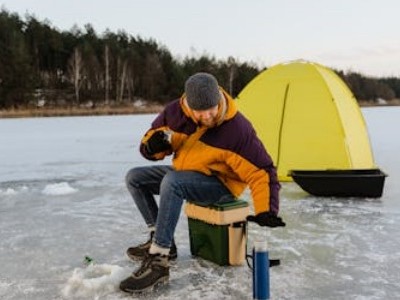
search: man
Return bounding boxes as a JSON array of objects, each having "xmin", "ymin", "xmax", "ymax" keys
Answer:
[{"xmin": 120, "ymin": 72, "xmax": 284, "ymax": 293}]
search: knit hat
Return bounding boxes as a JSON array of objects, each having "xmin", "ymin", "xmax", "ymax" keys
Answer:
[{"xmin": 185, "ymin": 73, "xmax": 221, "ymax": 110}]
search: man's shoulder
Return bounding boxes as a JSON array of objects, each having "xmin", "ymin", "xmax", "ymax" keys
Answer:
[
  {"xmin": 154, "ymin": 99, "xmax": 196, "ymax": 134},
  {"xmin": 163, "ymin": 98, "xmax": 181, "ymax": 113},
  {"xmin": 152, "ymin": 99, "xmax": 181, "ymax": 127}
]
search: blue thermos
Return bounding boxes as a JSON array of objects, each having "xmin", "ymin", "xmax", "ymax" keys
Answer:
[{"xmin": 252, "ymin": 241, "xmax": 270, "ymax": 300}]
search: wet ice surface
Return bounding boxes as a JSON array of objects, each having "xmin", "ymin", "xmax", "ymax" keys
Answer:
[{"xmin": 1, "ymin": 108, "xmax": 400, "ymax": 299}]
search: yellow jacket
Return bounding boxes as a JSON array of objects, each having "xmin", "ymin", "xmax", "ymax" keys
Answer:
[{"xmin": 140, "ymin": 90, "xmax": 280, "ymax": 215}]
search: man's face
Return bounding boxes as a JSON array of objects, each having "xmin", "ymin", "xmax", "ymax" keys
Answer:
[{"xmin": 192, "ymin": 105, "xmax": 219, "ymax": 127}]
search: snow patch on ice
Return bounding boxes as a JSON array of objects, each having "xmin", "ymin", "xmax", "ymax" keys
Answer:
[
  {"xmin": 42, "ymin": 182, "xmax": 78, "ymax": 195},
  {"xmin": 0, "ymin": 188, "xmax": 17, "ymax": 195},
  {"xmin": 62, "ymin": 263, "xmax": 128, "ymax": 298},
  {"xmin": 0, "ymin": 280, "xmax": 13, "ymax": 297}
]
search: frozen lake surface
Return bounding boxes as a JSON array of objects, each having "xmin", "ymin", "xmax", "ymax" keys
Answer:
[{"xmin": 1, "ymin": 107, "xmax": 400, "ymax": 299}]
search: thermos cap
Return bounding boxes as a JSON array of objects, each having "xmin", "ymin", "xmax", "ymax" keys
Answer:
[{"xmin": 254, "ymin": 240, "xmax": 268, "ymax": 252}]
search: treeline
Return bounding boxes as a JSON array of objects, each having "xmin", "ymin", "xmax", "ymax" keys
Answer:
[
  {"xmin": 0, "ymin": 9, "xmax": 259, "ymax": 109},
  {"xmin": 336, "ymin": 71, "xmax": 400, "ymax": 104},
  {"xmin": 1, "ymin": 8, "xmax": 400, "ymax": 109}
]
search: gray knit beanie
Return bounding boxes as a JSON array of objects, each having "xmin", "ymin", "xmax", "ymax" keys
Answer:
[{"xmin": 185, "ymin": 73, "xmax": 221, "ymax": 110}]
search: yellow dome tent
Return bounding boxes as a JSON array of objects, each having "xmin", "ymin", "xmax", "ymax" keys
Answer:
[{"xmin": 236, "ymin": 60, "xmax": 379, "ymax": 184}]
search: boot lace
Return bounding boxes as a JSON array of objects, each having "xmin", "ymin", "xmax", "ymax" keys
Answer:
[{"xmin": 134, "ymin": 254, "xmax": 157, "ymax": 277}]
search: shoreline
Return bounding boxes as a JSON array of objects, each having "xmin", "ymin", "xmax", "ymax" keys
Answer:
[
  {"xmin": 1, "ymin": 100, "xmax": 399, "ymax": 119},
  {"xmin": 0, "ymin": 105, "xmax": 164, "ymax": 119}
]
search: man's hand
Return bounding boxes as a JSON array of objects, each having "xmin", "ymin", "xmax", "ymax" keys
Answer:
[
  {"xmin": 247, "ymin": 212, "xmax": 286, "ymax": 227},
  {"xmin": 146, "ymin": 131, "xmax": 172, "ymax": 155}
]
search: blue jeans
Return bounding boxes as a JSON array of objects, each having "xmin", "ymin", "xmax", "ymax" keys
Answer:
[{"xmin": 125, "ymin": 165, "xmax": 235, "ymax": 249}]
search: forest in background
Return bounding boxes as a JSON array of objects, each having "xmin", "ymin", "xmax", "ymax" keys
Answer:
[{"xmin": 1, "ymin": 8, "xmax": 400, "ymax": 112}]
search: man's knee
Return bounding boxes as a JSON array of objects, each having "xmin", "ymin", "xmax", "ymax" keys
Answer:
[
  {"xmin": 125, "ymin": 167, "xmax": 142, "ymax": 188},
  {"xmin": 161, "ymin": 170, "xmax": 189, "ymax": 190},
  {"xmin": 161, "ymin": 170, "xmax": 178, "ymax": 186}
]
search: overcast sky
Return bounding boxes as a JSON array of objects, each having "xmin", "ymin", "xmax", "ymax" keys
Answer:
[{"xmin": 1, "ymin": 0, "xmax": 399, "ymax": 77}]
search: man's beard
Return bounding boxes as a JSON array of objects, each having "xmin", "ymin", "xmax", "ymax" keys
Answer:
[{"xmin": 199, "ymin": 118, "xmax": 217, "ymax": 128}]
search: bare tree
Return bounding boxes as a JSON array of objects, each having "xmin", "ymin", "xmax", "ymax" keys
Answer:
[
  {"xmin": 116, "ymin": 57, "xmax": 128, "ymax": 103},
  {"xmin": 143, "ymin": 53, "xmax": 164, "ymax": 100},
  {"xmin": 67, "ymin": 47, "xmax": 84, "ymax": 104},
  {"xmin": 104, "ymin": 44, "xmax": 110, "ymax": 103},
  {"xmin": 227, "ymin": 56, "xmax": 237, "ymax": 96},
  {"xmin": 120, "ymin": 59, "xmax": 128, "ymax": 102},
  {"xmin": 126, "ymin": 67, "xmax": 135, "ymax": 102}
]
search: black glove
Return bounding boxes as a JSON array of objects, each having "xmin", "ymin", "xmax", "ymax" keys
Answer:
[
  {"xmin": 146, "ymin": 131, "xmax": 172, "ymax": 155},
  {"xmin": 247, "ymin": 212, "xmax": 286, "ymax": 227}
]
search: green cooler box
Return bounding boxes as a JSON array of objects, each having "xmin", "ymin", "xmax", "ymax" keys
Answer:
[{"xmin": 185, "ymin": 200, "xmax": 249, "ymax": 266}]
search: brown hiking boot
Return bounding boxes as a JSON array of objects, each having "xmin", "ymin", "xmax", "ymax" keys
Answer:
[
  {"xmin": 120, "ymin": 253, "xmax": 169, "ymax": 293},
  {"xmin": 126, "ymin": 232, "xmax": 178, "ymax": 261}
]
